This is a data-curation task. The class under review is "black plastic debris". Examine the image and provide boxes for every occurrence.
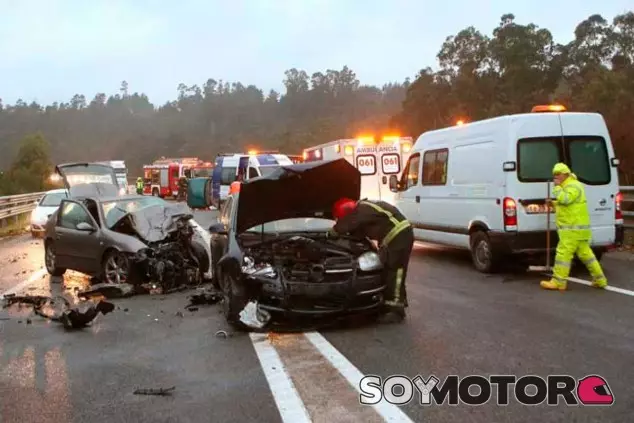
[186,289,222,311]
[58,301,115,330]
[133,386,175,396]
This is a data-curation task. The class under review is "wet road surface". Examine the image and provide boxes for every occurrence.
[1,209,633,422]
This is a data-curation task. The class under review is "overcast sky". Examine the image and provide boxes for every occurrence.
[0,0,631,106]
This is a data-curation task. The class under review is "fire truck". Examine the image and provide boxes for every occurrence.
[143,157,210,198]
[302,135,413,205]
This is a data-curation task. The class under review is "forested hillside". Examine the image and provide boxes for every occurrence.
[1,12,633,195]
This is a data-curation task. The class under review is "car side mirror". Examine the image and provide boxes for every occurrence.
[209,222,228,235]
[76,222,95,232]
[389,175,399,192]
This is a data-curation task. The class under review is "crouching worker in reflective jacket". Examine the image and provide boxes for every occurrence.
[541,163,608,291]
[328,198,414,323]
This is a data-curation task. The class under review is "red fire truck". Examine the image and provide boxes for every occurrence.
[143,157,210,198]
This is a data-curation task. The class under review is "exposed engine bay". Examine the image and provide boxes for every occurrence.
[238,233,382,282]
[110,203,211,291]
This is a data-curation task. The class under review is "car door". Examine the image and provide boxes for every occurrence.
[55,200,102,273]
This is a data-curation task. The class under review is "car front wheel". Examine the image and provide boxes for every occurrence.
[45,241,66,277]
[220,271,248,329]
[102,250,130,284]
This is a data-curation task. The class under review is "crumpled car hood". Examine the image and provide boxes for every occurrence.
[236,158,361,233]
[112,202,194,243]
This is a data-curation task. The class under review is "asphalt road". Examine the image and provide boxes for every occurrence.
[1,209,633,423]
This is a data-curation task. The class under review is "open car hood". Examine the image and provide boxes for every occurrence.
[236,158,361,233]
[56,162,120,197]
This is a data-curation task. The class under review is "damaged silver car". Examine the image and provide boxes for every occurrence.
[44,162,213,289]
[209,158,386,329]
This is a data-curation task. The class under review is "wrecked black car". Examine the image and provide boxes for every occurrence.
[44,162,213,290]
[209,158,386,328]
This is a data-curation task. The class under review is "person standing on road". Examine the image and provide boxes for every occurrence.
[541,163,608,291]
[136,177,144,195]
[328,198,414,323]
[177,176,188,202]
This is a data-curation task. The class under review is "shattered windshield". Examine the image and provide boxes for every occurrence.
[246,218,334,233]
[102,197,167,229]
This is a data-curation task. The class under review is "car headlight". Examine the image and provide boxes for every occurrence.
[358,251,382,271]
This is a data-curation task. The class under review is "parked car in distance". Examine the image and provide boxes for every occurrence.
[30,188,69,237]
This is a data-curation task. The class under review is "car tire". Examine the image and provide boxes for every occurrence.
[220,270,248,330]
[102,250,130,285]
[469,231,500,273]
[45,241,66,277]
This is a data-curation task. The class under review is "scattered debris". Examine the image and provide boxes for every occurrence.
[26,318,32,324]
[239,301,271,329]
[78,283,136,299]
[215,330,230,338]
[188,307,199,312]
[175,311,184,317]
[134,386,175,396]
[2,293,115,330]
[187,289,222,308]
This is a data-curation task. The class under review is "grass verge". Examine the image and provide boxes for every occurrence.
[0,214,30,238]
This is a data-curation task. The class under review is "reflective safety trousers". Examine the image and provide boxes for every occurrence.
[551,231,607,286]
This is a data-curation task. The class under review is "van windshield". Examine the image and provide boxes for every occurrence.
[517,136,611,185]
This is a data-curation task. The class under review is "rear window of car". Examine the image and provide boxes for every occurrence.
[220,167,237,185]
[517,136,611,185]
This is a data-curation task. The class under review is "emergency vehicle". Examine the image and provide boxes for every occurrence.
[302,136,413,204]
[211,151,294,207]
[389,104,624,273]
[143,157,205,198]
[287,155,304,164]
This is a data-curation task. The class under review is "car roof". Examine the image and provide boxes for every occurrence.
[44,188,69,195]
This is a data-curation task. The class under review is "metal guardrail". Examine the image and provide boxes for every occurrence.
[0,192,46,226]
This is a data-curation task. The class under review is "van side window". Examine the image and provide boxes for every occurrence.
[248,168,259,179]
[422,149,448,186]
[401,154,420,188]
[568,137,610,185]
[517,139,561,182]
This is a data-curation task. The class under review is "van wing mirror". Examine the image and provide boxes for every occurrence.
[389,175,399,192]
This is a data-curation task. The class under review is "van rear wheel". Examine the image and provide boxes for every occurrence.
[470,231,499,273]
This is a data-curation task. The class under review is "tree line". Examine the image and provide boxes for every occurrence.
[1,11,633,195]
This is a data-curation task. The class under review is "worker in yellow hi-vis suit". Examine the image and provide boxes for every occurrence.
[541,163,608,291]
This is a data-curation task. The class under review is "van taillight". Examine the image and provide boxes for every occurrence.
[503,197,517,230]
[615,192,623,221]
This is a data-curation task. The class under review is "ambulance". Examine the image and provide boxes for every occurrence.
[210,151,294,208]
[302,136,414,204]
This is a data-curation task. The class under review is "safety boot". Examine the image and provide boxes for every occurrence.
[592,278,608,289]
[376,307,405,324]
[540,280,567,291]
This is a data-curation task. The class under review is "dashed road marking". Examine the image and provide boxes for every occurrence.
[251,332,414,423]
[0,268,48,300]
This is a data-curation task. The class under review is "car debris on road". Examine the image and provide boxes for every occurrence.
[2,293,115,330]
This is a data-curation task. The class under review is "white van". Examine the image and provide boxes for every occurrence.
[211,152,294,207]
[388,105,624,273]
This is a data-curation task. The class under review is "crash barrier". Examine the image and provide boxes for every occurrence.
[0,191,46,226]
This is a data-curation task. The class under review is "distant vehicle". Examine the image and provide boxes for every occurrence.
[96,160,128,195]
[388,104,624,273]
[30,188,68,237]
[143,157,205,198]
[208,158,385,328]
[44,162,213,287]
[302,135,413,205]
[210,151,294,208]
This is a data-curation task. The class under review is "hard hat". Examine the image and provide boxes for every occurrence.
[552,163,571,175]
[332,198,356,220]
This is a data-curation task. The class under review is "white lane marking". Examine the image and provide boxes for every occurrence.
[249,333,311,423]
[528,267,634,297]
[0,268,48,300]
[304,332,415,423]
